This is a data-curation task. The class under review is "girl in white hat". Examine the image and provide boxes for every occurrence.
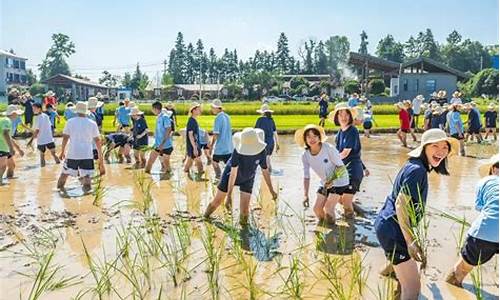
[295,124,349,224]
[484,103,497,141]
[375,129,458,299]
[446,154,499,288]
[204,128,278,225]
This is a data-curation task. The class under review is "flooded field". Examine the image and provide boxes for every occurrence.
[0,134,498,300]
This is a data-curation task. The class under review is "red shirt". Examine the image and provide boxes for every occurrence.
[399,109,410,130]
[44,96,57,107]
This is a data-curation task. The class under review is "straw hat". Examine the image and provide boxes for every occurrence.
[352,93,359,98]
[65,102,75,108]
[75,101,89,115]
[470,101,477,107]
[430,92,438,98]
[403,100,412,107]
[452,91,462,98]
[488,103,496,110]
[166,101,174,109]
[432,106,444,115]
[408,129,459,158]
[46,90,55,97]
[437,90,447,98]
[128,101,136,109]
[294,124,328,148]
[394,102,405,109]
[416,95,425,101]
[211,99,223,109]
[463,103,472,110]
[189,102,201,115]
[129,107,144,116]
[478,154,499,178]
[95,92,103,99]
[232,128,267,156]
[257,103,274,113]
[328,102,358,122]
[87,97,104,109]
[2,104,24,116]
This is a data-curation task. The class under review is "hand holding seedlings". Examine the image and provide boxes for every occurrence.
[408,240,424,262]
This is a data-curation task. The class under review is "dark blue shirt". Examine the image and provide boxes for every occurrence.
[431,114,442,129]
[229,149,267,184]
[319,99,329,115]
[107,133,132,146]
[335,125,364,180]
[485,111,497,128]
[255,116,276,146]
[186,117,199,152]
[378,158,429,222]
[22,99,34,121]
[468,110,481,130]
[132,116,148,145]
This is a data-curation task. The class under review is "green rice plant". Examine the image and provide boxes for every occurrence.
[276,255,305,299]
[200,223,225,299]
[126,171,154,215]
[154,224,190,287]
[92,175,108,206]
[373,275,397,300]
[471,259,484,300]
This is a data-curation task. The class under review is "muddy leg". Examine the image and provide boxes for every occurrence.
[239,191,252,225]
[145,150,159,173]
[204,188,227,218]
[6,157,15,178]
[445,257,474,288]
[313,193,327,221]
[323,193,340,224]
[57,173,69,190]
[49,149,60,164]
[0,157,7,184]
[393,259,420,300]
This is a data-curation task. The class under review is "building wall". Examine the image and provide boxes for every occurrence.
[0,54,28,102]
[396,73,458,100]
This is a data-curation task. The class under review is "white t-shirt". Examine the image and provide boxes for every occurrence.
[301,142,349,187]
[35,113,54,145]
[63,116,100,160]
[412,98,423,115]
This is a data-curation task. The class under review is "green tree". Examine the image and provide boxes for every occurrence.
[368,79,385,95]
[462,68,498,96]
[26,69,37,85]
[39,33,76,80]
[344,80,360,94]
[122,72,132,88]
[168,32,187,83]
[314,41,328,74]
[300,40,315,74]
[359,31,368,54]
[376,34,405,62]
[208,48,218,83]
[98,70,118,87]
[324,35,350,73]
[276,32,292,73]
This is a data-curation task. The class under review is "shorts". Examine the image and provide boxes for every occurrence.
[468,128,480,134]
[344,177,362,194]
[119,124,130,129]
[317,185,348,197]
[363,121,373,130]
[265,144,274,156]
[200,144,209,150]
[133,141,148,150]
[486,127,497,132]
[187,146,202,159]
[319,113,328,119]
[0,151,11,158]
[155,147,173,156]
[37,142,56,153]
[451,133,464,140]
[217,166,254,194]
[62,159,94,177]
[375,216,411,265]
[213,153,231,163]
[461,235,499,266]
[400,128,411,133]
[410,118,416,129]
[93,149,99,160]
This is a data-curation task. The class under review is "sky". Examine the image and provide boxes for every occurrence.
[1,0,499,81]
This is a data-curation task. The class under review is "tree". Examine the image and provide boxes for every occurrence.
[324,35,350,73]
[359,31,368,54]
[39,33,76,80]
[122,72,132,88]
[299,40,315,74]
[368,79,385,95]
[185,43,196,83]
[376,35,405,62]
[344,80,360,94]
[168,32,187,83]
[99,70,119,87]
[462,68,498,96]
[208,48,218,83]
[314,41,328,74]
[276,32,292,74]
[26,69,37,85]
[421,28,440,60]
[195,39,208,83]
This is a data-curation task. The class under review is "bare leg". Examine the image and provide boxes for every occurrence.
[39,151,46,167]
[445,257,474,287]
[239,191,252,225]
[266,155,272,174]
[0,157,7,185]
[57,173,69,190]
[145,150,159,173]
[194,157,203,174]
[340,193,355,218]
[323,193,340,224]
[160,154,171,173]
[184,156,194,173]
[213,161,222,179]
[313,193,327,221]
[6,157,15,178]
[393,259,421,300]
[49,149,60,164]
[204,188,227,218]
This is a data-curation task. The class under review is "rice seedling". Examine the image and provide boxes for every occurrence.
[471,259,484,300]
[126,171,154,215]
[276,255,306,299]
[433,208,470,256]
[373,275,397,300]
[200,223,225,299]
[92,175,108,206]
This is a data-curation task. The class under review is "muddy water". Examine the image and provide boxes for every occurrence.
[0,134,498,299]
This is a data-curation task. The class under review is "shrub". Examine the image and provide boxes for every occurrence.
[344,80,360,95]
[368,79,385,95]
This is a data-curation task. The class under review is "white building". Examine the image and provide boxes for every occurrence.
[0,49,28,101]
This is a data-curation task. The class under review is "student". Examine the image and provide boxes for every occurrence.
[130,107,149,169]
[27,103,60,167]
[431,106,444,130]
[375,129,457,300]
[165,102,178,131]
[296,124,349,224]
[412,95,424,128]
[198,127,211,165]
[104,132,133,164]
[422,104,433,131]
[405,100,418,142]
[43,90,57,108]
[446,154,499,288]
[2,105,25,179]
[113,101,131,132]
[64,102,76,121]
[347,93,359,107]
[204,128,278,225]
[95,92,105,128]
[318,93,329,127]
[45,104,60,135]
[436,90,448,106]
[87,97,104,131]
[0,113,15,185]
[484,103,498,141]
[21,92,35,127]
[395,102,410,147]
[448,103,466,156]
[184,103,204,178]
[210,99,233,179]
[328,102,368,218]
[441,103,450,133]
[362,107,375,138]
[57,101,105,193]
[465,103,483,143]
[255,103,279,173]
[145,101,173,175]
[450,91,463,105]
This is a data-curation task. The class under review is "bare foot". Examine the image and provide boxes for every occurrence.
[445,271,463,288]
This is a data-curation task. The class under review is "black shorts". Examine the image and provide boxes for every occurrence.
[200,144,209,150]
[0,151,11,158]
[410,118,416,129]
[469,128,480,134]
[319,113,328,119]
[317,185,348,196]
[187,146,201,159]
[119,124,130,129]
[63,159,95,177]
[461,235,499,266]
[451,133,464,140]
[93,149,99,160]
[217,166,254,194]
[363,121,373,130]
[265,144,274,156]
[375,216,411,265]
[155,147,173,156]
[213,153,231,163]
[344,178,362,194]
[133,142,148,150]
[37,142,56,153]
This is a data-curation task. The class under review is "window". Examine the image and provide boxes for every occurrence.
[14,74,20,83]
[425,79,436,93]
[20,61,25,70]
[13,60,20,68]
[414,79,419,91]
[21,75,27,83]
[4,58,8,67]
[403,79,408,92]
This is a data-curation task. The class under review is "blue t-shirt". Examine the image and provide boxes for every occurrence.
[378,158,429,222]
[116,106,130,125]
[198,128,209,145]
[11,116,22,137]
[485,111,498,128]
[255,116,276,147]
[186,117,199,152]
[213,112,233,155]
[154,112,172,149]
[319,99,329,115]
[468,176,499,243]
[46,111,57,127]
[132,116,148,146]
[335,125,363,180]
[347,98,359,107]
[468,110,481,130]
[64,109,76,121]
[227,149,268,184]
[448,111,464,135]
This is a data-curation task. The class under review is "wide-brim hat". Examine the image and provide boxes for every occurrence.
[394,102,405,109]
[2,104,24,116]
[75,101,89,115]
[452,91,462,98]
[437,90,447,98]
[403,100,412,107]
[211,99,223,108]
[294,124,328,148]
[46,90,55,97]
[129,107,144,116]
[166,101,174,108]
[257,104,273,113]
[416,95,425,101]
[328,102,358,122]
[65,102,75,108]
[432,106,444,115]
[478,154,499,178]
[430,92,438,98]
[232,128,267,156]
[408,128,459,158]
[189,102,201,115]
[488,103,496,110]
[87,97,104,109]
[95,92,103,99]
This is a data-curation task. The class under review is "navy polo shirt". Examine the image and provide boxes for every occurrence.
[255,116,276,147]
[228,149,267,184]
[468,110,481,130]
[335,125,364,180]
[319,99,329,115]
[132,116,148,145]
[378,158,429,222]
[107,133,132,146]
[186,117,199,152]
[485,111,497,128]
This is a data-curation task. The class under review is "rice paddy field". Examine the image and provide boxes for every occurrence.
[0,133,498,300]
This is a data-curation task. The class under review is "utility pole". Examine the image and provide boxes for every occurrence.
[480,56,483,71]
[199,60,202,101]
[163,59,167,75]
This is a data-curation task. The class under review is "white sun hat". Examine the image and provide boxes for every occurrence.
[416,95,425,101]
[408,128,459,158]
[478,154,500,178]
[211,99,223,109]
[87,97,104,109]
[2,104,24,116]
[256,103,274,113]
[327,102,358,122]
[75,101,89,115]
[232,128,267,156]
[129,107,144,116]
